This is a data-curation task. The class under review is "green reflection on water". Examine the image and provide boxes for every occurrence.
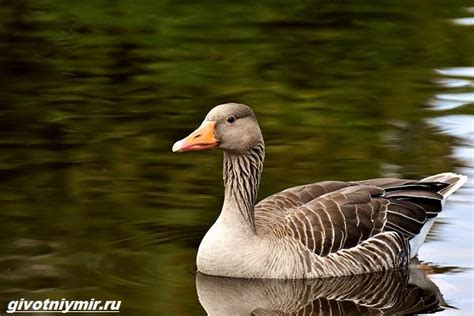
[0,0,472,315]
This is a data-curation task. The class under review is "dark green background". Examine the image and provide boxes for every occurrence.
[0,0,472,314]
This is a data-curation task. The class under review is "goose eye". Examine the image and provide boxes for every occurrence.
[227,116,236,123]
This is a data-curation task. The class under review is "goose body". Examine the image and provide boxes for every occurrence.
[172,103,467,279]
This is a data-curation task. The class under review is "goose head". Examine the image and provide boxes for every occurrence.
[172,103,263,154]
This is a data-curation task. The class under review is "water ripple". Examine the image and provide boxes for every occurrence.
[435,68,474,78]
[453,17,474,26]
[434,78,473,88]
[429,93,474,111]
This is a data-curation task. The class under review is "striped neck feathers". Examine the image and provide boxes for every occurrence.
[223,142,265,229]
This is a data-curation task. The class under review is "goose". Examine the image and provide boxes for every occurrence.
[172,103,467,279]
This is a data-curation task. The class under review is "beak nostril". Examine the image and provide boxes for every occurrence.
[194,134,201,139]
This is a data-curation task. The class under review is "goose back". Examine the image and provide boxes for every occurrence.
[254,176,459,260]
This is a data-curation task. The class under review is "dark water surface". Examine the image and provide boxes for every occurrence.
[0,1,473,315]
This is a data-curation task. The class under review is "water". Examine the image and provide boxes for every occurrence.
[0,0,472,315]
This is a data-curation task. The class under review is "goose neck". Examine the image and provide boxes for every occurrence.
[222,142,265,229]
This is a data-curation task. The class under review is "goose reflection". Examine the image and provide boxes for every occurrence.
[196,263,447,315]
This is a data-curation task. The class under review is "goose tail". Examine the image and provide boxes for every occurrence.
[408,172,467,258]
[421,172,468,200]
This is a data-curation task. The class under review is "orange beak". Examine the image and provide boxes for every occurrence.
[172,121,218,152]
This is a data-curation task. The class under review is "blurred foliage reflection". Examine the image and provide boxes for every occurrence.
[0,0,472,315]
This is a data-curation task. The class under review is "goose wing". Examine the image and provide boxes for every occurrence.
[358,178,446,239]
[254,179,448,256]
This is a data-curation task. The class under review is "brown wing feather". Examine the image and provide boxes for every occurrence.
[257,181,354,209]
[255,178,450,255]
[283,185,389,256]
[359,179,447,237]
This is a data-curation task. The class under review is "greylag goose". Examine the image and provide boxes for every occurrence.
[172,103,467,279]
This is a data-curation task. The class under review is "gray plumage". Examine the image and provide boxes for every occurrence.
[173,103,467,279]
